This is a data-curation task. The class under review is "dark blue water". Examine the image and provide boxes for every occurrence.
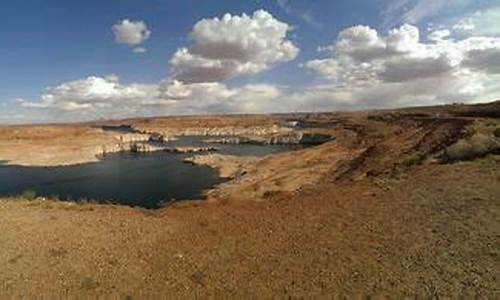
[0,137,302,208]
[99,124,141,133]
[0,152,223,209]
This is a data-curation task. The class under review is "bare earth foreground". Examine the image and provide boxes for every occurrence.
[0,102,499,297]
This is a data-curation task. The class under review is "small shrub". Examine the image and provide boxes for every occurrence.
[494,127,500,138]
[189,271,206,286]
[77,197,98,205]
[8,254,23,264]
[81,277,99,290]
[138,207,161,217]
[399,152,423,168]
[443,134,500,162]
[20,190,37,200]
[262,190,285,199]
[129,142,142,153]
[48,247,68,258]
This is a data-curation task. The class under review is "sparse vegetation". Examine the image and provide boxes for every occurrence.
[77,197,99,205]
[129,142,140,153]
[81,277,99,290]
[138,207,162,217]
[442,133,500,162]
[48,247,67,258]
[20,190,37,200]
[494,127,500,138]
[398,152,423,168]
[8,254,23,264]
[189,271,207,286]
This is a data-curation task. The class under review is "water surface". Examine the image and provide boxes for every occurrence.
[0,137,302,208]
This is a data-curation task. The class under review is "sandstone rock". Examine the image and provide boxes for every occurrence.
[148,132,165,143]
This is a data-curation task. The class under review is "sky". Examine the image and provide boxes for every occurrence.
[1,0,500,124]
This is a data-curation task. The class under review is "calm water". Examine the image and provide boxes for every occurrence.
[0,137,302,208]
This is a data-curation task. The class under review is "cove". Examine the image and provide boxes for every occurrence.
[0,137,304,209]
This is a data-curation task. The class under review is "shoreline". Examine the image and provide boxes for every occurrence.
[0,124,320,167]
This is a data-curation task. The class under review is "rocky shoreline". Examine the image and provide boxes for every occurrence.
[100,141,218,156]
[205,132,333,146]
[100,127,333,158]
[0,120,334,167]
[184,154,258,178]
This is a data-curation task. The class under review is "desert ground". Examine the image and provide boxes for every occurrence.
[0,101,499,297]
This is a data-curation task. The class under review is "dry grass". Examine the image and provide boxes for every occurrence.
[441,119,500,162]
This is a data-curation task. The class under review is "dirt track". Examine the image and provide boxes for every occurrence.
[0,102,499,297]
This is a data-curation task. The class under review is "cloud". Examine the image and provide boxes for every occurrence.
[453,18,475,31]
[452,7,500,36]
[304,23,500,108]
[306,24,447,87]
[19,76,159,116]
[401,0,448,24]
[112,19,151,50]
[170,9,298,83]
[335,25,386,61]
[299,11,321,29]
[379,55,454,83]
[132,47,147,54]
[275,0,321,29]
[382,0,474,28]
[305,59,340,80]
[428,29,451,41]
[463,46,500,74]
[276,0,289,9]
[15,76,293,122]
[159,81,287,114]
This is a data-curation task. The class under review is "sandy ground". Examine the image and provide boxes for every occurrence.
[0,102,499,297]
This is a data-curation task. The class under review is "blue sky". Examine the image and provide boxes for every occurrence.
[1,0,500,123]
[0,0,379,99]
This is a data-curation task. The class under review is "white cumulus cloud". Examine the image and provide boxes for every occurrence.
[19,76,159,117]
[304,23,500,108]
[112,19,151,52]
[170,9,298,83]
[16,76,292,122]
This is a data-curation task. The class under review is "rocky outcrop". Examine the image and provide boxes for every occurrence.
[298,133,333,145]
[115,133,151,143]
[148,132,165,143]
[440,133,500,163]
[184,154,258,178]
[102,142,218,155]
[164,146,218,153]
[205,137,256,145]
[101,142,164,155]
[100,124,140,133]
[205,132,333,146]
[137,125,294,138]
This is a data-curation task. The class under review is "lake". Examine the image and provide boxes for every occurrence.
[0,137,303,208]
